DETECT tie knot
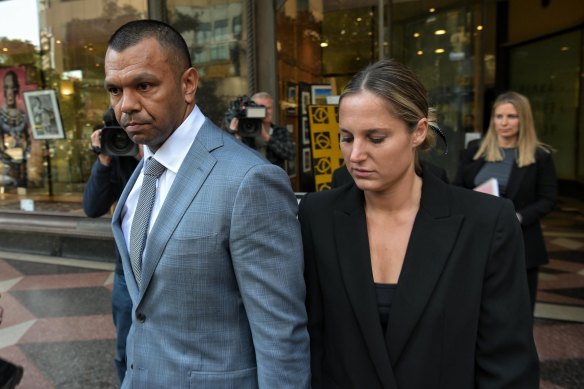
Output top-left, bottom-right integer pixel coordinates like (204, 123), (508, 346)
(144, 157), (166, 177)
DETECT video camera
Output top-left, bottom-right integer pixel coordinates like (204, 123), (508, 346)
(223, 96), (267, 138)
(101, 125), (138, 157)
(100, 107), (138, 157)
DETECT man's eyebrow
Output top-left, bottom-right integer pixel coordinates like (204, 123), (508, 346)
(104, 72), (158, 89)
(132, 72), (157, 82)
(103, 80), (116, 89)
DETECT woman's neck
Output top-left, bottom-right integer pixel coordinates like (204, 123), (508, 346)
(497, 135), (518, 149)
(364, 172), (422, 214)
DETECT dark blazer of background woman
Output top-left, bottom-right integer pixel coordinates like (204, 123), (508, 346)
(298, 171), (539, 389)
(453, 139), (557, 269)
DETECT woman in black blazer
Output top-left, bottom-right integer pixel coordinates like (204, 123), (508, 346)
(454, 91), (557, 310)
(298, 59), (539, 388)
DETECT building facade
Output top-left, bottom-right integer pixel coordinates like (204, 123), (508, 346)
(0, 0), (582, 198)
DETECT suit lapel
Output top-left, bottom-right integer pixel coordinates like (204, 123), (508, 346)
(386, 173), (464, 364)
(138, 120), (222, 298)
(333, 186), (397, 389)
(112, 161), (143, 300)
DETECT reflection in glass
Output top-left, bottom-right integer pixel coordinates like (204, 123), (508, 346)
(167, 0), (247, 128)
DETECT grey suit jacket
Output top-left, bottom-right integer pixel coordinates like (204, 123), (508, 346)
(112, 118), (310, 388)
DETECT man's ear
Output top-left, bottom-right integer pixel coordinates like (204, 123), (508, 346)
(183, 67), (199, 104)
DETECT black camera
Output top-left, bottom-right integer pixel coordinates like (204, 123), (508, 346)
(101, 126), (138, 157)
(224, 96), (267, 137)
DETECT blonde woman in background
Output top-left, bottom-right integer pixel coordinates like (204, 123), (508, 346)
(454, 91), (557, 312)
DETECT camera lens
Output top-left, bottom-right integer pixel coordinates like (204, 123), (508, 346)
(101, 127), (138, 156)
(112, 132), (131, 150)
(238, 118), (261, 137)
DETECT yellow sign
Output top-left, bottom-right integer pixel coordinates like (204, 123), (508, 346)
(307, 105), (343, 191)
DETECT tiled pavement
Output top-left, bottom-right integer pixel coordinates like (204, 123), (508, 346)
(0, 195), (582, 388)
(535, 195), (584, 389)
(0, 255), (117, 388)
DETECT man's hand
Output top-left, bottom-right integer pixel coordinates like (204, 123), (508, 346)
(260, 125), (271, 142)
(229, 118), (242, 141)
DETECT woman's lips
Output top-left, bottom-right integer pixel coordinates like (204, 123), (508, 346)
(352, 168), (373, 178)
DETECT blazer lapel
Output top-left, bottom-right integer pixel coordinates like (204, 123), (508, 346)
(464, 159), (485, 188)
(504, 162), (525, 200)
(386, 173), (464, 364)
(334, 186), (398, 389)
(138, 120), (222, 297)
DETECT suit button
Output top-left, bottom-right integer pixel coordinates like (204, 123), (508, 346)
(136, 312), (146, 322)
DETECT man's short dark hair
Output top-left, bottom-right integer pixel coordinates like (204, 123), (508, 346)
(108, 19), (192, 72)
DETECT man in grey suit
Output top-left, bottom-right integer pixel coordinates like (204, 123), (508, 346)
(104, 20), (310, 388)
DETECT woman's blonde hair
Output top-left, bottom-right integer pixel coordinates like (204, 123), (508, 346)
(339, 59), (439, 174)
(474, 91), (550, 167)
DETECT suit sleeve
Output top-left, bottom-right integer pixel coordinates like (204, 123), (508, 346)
(230, 163), (310, 388)
(516, 150), (557, 227)
(83, 158), (122, 218)
(298, 194), (324, 388)
(476, 199), (540, 388)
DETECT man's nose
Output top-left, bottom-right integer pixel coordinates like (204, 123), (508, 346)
(120, 90), (140, 114)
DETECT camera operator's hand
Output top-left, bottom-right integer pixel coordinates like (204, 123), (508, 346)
(229, 118), (242, 141)
(260, 125), (271, 142)
(91, 129), (112, 167)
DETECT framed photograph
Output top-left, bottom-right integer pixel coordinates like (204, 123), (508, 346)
(311, 84), (333, 105)
(23, 90), (65, 140)
(286, 82), (297, 115)
(302, 116), (310, 145)
(302, 148), (312, 173)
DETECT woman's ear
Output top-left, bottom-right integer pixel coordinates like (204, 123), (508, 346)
(412, 118), (428, 146)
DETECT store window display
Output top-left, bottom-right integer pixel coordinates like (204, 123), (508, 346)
(0, 69), (30, 188)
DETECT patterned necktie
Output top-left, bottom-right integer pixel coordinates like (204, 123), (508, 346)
(129, 157), (166, 289)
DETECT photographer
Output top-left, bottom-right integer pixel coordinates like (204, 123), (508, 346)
(229, 91), (295, 169)
(83, 107), (141, 384)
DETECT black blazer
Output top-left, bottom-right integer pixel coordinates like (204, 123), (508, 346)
(298, 172), (539, 389)
(453, 140), (557, 268)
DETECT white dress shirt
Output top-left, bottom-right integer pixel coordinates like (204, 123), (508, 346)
(121, 105), (206, 254)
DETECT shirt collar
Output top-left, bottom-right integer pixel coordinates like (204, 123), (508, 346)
(143, 105), (205, 173)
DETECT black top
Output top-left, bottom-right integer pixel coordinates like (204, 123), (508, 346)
(474, 147), (516, 195)
(374, 283), (397, 333)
